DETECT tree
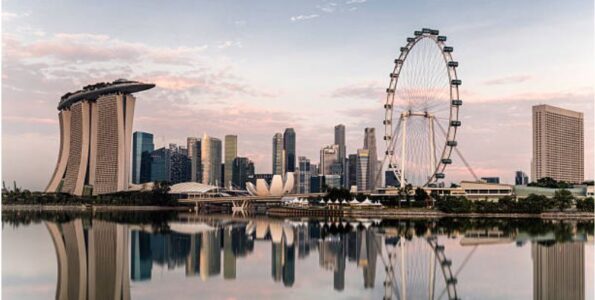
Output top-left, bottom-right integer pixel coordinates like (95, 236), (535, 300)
(414, 188), (428, 203)
(552, 189), (573, 211)
(576, 197), (594, 212)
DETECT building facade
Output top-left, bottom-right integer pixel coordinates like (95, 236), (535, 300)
(224, 135), (238, 189)
(481, 177), (500, 184)
(272, 133), (285, 175)
(320, 144), (340, 176)
(334, 124), (346, 186)
(515, 171), (529, 186)
(284, 128), (296, 173)
(187, 137), (201, 182)
(232, 157), (255, 190)
(532, 104), (584, 184)
(356, 149), (369, 192)
(298, 156), (311, 194)
(132, 131), (154, 184)
(347, 154), (357, 189)
(364, 128), (378, 191)
(201, 134), (222, 186)
(46, 79), (154, 196)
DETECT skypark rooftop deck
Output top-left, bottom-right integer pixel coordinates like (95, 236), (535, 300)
(57, 79), (155, 110)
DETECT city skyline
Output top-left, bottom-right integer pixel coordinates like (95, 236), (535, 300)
(2, 0), (594, 191)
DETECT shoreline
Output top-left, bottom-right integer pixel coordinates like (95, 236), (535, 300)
(266, 207), (595, 220)
(1, 204), (191, 212)
(2, 204), (593, 220)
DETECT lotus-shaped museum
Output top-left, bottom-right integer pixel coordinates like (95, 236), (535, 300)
(246, 173), (294, 197)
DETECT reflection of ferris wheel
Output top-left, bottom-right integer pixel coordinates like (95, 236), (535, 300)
(383, 28), (462, 187)
(379, 236), (459, 300)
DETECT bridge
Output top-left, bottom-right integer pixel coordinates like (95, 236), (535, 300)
(178, 193), (326, 213)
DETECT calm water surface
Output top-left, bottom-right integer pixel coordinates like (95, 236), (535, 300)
(2, 211), (593, 300)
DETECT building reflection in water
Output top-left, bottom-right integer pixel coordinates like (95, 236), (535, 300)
(532, 241), (585, 300)
(46, 220), (130, 300)
(46, 217), (589, 299)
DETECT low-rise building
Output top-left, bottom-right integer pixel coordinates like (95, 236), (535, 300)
(459, 181), (513, 201)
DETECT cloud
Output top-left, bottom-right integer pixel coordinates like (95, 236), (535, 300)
(217, 40), (243, 49)
(2, 11), (30, 21)
(330, 81), (384, 101)
(317, 2), (338, 13)
(290, 14), (319, 22)
(482, 74), (533, 85)
(346, 0), (367, 4)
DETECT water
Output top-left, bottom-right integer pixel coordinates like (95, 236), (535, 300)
(2, 211), (593, 300)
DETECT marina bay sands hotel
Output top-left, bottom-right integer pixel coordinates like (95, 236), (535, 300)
(45, 79), (155, 196)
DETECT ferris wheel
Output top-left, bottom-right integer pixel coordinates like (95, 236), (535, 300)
(383, 28), (462, 188)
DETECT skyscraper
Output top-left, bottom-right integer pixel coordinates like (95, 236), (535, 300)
(224, 135), (238, 189)
(232, 157), (255, 190)
(347, 154), (357, 189)
(187, 137), (201, 182)
(297, 156), (311, 194)
(272, 133), (285, 175)
(320, 144), (340, 176)
(515, 171), (529, 186)
(201, 134), (222, 186)
(46, 79), (155, 196)
(364, 128), (378, 190)
(532, 104), (584, 183)
(335, 124), (346, 186)
(356, 149), (369, 191)
(132, 132), (154, 184)
(284, 128), (296, 173)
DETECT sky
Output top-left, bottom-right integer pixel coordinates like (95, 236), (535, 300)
(2, 0), (593, 191)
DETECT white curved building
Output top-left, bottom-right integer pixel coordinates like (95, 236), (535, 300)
(246, 173), (294, 197)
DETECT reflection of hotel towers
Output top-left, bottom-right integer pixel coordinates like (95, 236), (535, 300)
(532, 241), (585, 300)
(46, 220), (130, 300)
(181, 230), (222, 280)
(46, 80), (154, 196)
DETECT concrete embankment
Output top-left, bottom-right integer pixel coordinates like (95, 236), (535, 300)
(267, 206), (594, 220)
(1, 204), (190, 212)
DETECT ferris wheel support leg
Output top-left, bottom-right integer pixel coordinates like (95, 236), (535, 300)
(400, 116), (408, 189)
(428, 116), (436, 180)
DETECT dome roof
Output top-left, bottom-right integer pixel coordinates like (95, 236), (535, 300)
(169, 182), (219, 194)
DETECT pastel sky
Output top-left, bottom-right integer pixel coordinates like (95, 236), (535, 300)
(2, 0), (593, 191)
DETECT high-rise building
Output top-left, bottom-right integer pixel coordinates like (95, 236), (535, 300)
(272, 133), (285, 175)
(149, 146), (191, 184)
(298, 157), (311, 194)
(284, 128), (296, 173)
(320, 144), (340, 176)
(364, 128), (378, 191)
(356, 149), (369, 191)
(232, 157), (255, 190)
(187, 137), (201, 182)
(132, 132), (154, 184)
(224, 135), (238, 189)
(335, 124), (346, 186)
(515, 171), (529, 186)
(532, 105), (584, 183)
(46, 79), (155, 196)
(347, 154), (357, 189)
(201, 134), (222, 186)
(325, 175), (342, 190)
(385, 169), (400, 187)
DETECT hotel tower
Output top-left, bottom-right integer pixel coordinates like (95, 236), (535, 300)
(45, 79), (155, 196)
